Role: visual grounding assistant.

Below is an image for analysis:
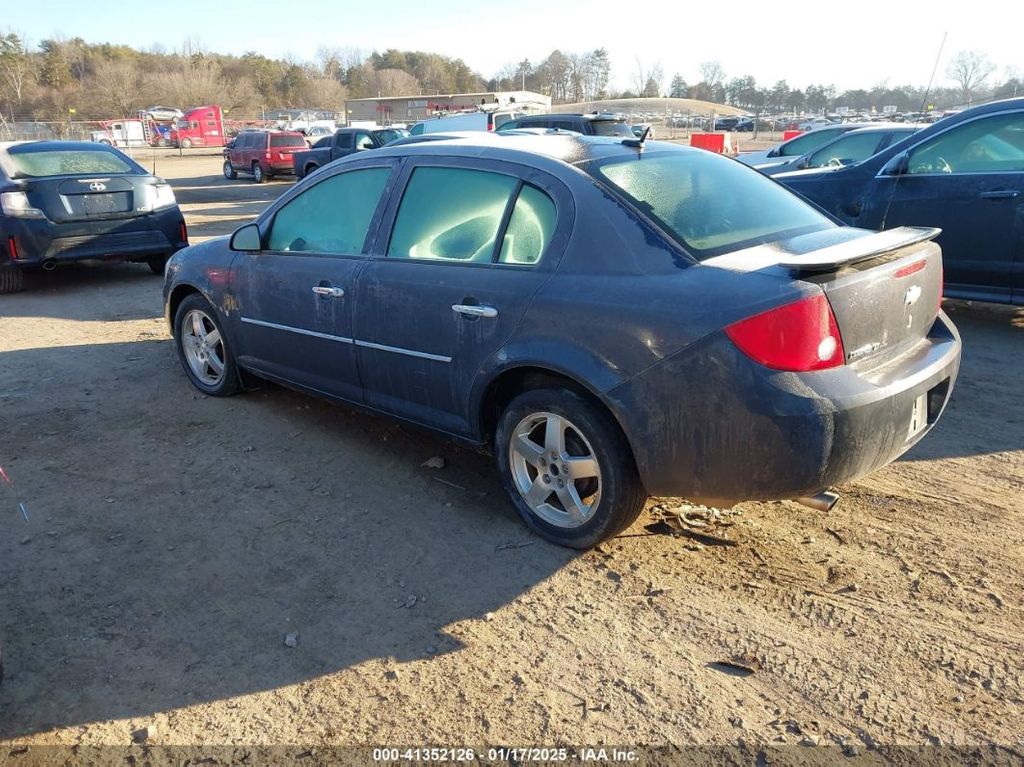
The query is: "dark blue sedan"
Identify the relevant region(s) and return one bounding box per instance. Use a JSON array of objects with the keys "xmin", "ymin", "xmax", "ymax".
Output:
[
  {"xmin": 777, "ymin": 97, "xmax": 1024, "ymax": 305},
  {"xmin": 164, "ymin": 133, "xmax": 960, "ymax": 548}
]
